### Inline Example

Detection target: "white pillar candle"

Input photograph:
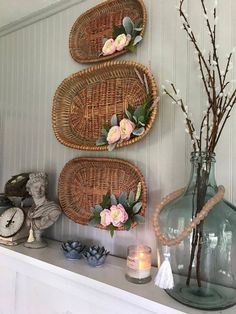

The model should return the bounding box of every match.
[126,245,152,284]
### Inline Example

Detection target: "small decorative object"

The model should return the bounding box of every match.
[0,207,25,237]
[101,16,143,57]
[62,241,86,260]
[58,157,147,229]
[52,61,157,151]
[126,245,151,284]
[24,172,61,249]
[154,0,236,310]
[89,183,144,237]
[96,69,159,151]
[69,0,146,63]
[82,245,109,267]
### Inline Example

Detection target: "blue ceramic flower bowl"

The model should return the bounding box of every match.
[82,245,109,267]
[62,241,86,260]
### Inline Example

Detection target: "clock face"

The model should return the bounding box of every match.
[0,207,24,237]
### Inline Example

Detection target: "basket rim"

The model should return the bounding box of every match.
[69,0,147,64]
[58,156,148,230]
[52,60,158,151]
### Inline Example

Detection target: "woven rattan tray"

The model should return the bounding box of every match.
[69,0,146,63]
[52,61,158,151]
[58,157,147,229]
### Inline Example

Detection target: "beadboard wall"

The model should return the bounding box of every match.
[0,0,236,261]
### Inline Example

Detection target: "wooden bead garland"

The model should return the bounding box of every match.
[153,185,225,247]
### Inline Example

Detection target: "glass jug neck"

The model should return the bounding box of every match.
[186,151,217,191]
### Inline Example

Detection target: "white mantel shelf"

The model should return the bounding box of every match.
[0,240,235,314]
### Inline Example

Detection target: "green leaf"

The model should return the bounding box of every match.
[110,194,117,205]
[124,219,132,231]
[108,224,115,237]
[134,27,142,32]
[101,192,111,208]
[128,191,135,205]
[126,44,137,53]
[89,217,100,226]
[96,138,107,146]
[123,16,134,35]
[118,192,128,205]
[101,128,108,136]
[132,127,145,136]
[112,24,126,39]
[133,214,145,224]
[134,106,145,119]
[108,142,117,151]
[125,109,133,120]
[132,202,142,214]
[133,35,142,46]
[111,114,118,126]
[94,204,103,213]
[134,18,143,29]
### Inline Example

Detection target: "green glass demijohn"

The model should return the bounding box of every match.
[158,152,236,310]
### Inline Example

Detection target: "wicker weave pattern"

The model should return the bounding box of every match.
[69,0,146,63]
[58,157,147,229]
[52,61,158,151]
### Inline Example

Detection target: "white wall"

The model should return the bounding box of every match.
[0,0,235,261]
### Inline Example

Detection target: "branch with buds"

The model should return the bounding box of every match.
[164,0,236,154]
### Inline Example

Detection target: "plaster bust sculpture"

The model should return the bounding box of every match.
[24,172,61,248]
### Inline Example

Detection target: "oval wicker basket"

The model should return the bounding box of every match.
[52,61,158,151]
[58,157,147,230]
[69,0,147,64]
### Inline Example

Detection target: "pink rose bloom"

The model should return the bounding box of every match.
[107,126,121,144]
[100,209,111,227]
[114,34,128,51]
[120,118,135,140]
[110,204,128,227]
[102,38,116,56]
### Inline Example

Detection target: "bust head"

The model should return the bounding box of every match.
[26,172,48,201]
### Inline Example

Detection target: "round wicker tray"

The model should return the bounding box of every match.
[69,0,147,64]
[58,157,147,230]
[52,60,158,151]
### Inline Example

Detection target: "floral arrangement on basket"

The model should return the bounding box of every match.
[96,69,159,151]
[89,183,144,237]
[101,16,143,56]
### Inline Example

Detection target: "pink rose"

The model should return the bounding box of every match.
[100,209,111,227]
[102,38,116,56]
[114,34,128,51]
[120,118,135,140]
[107,126,121,144]
[110,204,128,227]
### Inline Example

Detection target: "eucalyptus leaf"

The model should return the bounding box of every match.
[133,35,143,46]
[111,114,118,126]
[101,128,108,136]
[134,27,142,32]
[96,138,107,146]
[110,194,117,205]
[125,109,133,120]
[123,16,134,35]
[118,192,128,205]
[124,219,132,231]
[108,224,115,238]
[101,192,110,208]
[132,127,145,136]
[89,217,100,226]
[132,201,142,214]
[133,214,145,224]
[128,191,135,204]
[108,142,117,151]
[94,204,103,213]
[134,106,145,118]
[134,18,143,29]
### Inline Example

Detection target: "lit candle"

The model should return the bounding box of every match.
[126,245,152,284]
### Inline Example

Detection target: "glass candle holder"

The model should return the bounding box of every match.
[126,245,152,284]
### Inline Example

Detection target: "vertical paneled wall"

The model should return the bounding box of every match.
[0,0,236,260]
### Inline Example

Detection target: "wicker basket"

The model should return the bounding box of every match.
[69,0,147,64]
[52,61,158,151]
[58,157,147,229]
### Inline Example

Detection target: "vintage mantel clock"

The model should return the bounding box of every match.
[0,207,28,246]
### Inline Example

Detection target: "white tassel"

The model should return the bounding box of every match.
[27,224,35,243]
[155,246,174,289]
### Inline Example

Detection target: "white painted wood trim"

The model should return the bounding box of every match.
[0,240,235,314]
[0,0,85,37]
